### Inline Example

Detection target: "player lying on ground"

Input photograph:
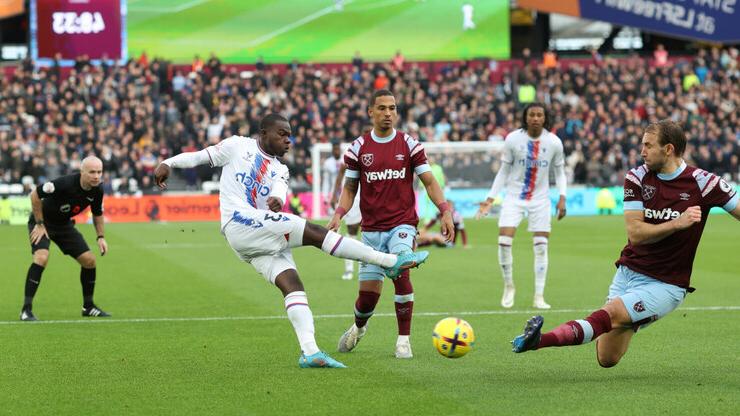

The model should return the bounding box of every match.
[511,120,740,367]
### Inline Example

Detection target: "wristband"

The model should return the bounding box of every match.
[438,202,451,214]
[97,235,105,240]
[335,206,347,218]
[35,220,44,225]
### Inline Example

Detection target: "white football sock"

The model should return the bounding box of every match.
[344,235,357,273]
[533,236,548,296]
[498,236,514,286]
[322,230,395,268]
[284,291,319,356]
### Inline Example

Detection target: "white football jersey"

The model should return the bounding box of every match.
[500,129,564,202]
[322,155,341,195]
[205,136,290,230]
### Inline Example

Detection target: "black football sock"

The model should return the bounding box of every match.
[80,267,96,308]
[24,263,45,308]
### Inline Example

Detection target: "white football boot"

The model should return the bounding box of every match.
[337,323,366,352]
[395,338,413,359]
[501,284,515,308]
[533,294,551,310]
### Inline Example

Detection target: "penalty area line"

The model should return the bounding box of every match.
[1,306,738,326]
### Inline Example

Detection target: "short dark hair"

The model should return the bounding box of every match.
[259,113,289,131]
[645,119,687,156]
[521,102,551,130]
[369,89,394,107]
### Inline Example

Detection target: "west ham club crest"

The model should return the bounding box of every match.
[642,184,656,200]
[362,153,374,167]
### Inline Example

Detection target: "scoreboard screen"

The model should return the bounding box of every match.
[30,0,126,64]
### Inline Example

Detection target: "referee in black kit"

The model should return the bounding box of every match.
[21,156,111,321]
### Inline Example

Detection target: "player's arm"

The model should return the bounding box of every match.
[154,136,238,189]
[553,143,567,220]
[328,177,358,231]
[154,149,210,189]
[624,207,702,245]
[266,166,290,212]
[29,187,48,244]
[730,203,740,221]
[93,215,107,255]
[92,192,107,255]
[476,162,511,219]
[419,171,455,243]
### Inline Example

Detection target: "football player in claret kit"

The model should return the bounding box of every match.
[154,113,429,369]
[511,120,740,367]
[21,156,110,321]
[477,102,567,309]
[328,90,454,359]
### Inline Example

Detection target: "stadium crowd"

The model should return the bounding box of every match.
[0,47,737,194]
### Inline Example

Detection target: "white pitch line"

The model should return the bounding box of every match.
[244,0,356,48]
[2,306,738,326]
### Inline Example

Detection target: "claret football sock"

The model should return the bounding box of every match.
[538,309,612,348]
[354,290,380,328]
[393,271,414,336]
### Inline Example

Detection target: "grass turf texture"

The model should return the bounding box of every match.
[1,215,738,415]
[126,0,510,64]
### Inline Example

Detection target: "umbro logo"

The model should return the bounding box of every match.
[679,192,690,200]
[86,197,94,201]
[395,154,404,161]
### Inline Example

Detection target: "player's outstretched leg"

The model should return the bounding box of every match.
[304,223,429,279]
[299,351,347,368]
[512,309,614,353]
[511,315,544,353]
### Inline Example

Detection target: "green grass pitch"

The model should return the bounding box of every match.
[126,0,510,64]
[1,215,738,414]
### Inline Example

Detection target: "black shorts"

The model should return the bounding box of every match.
[28,219,90,258]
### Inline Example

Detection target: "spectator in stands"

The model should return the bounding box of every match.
[0,47,737,196]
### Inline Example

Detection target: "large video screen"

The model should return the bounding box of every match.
[127,0,509,63]
[30,0,127,64]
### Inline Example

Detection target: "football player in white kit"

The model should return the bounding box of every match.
[330,161,362,280]
[477,103,567,309]
[154,114,429,368]
[322,141,342,212]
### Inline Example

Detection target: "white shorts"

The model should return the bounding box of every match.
[498,198,552,232]
[344,194,361,226]
[223,209,307,284]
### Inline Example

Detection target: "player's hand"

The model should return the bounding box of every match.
[329,194,338,209]
[97,238,108,256]
[475,201,492,220]
[30,224,48,245]
[556,196,567,220]
[266,197,283,212]
[673,205,702,230]
[327,214,341,232]
[154,163,171,189]
[440,210,455,243]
